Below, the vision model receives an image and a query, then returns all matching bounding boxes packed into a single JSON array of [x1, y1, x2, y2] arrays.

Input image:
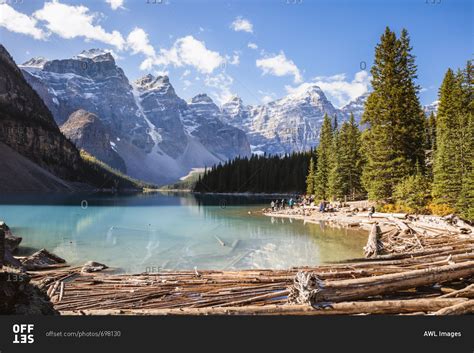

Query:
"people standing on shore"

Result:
[[289, 198, 294, 209], [281, 199, 286, 210], [270, 200, 275, 211], [319, 200, 325, 213], [368, 205, 375, 219]]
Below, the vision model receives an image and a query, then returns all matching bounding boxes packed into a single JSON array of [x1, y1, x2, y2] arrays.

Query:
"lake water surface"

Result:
[[0, 192, 367, 273]]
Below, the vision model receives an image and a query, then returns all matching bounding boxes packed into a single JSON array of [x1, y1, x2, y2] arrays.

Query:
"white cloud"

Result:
[[127, 27, 155, 57], [226, 52, 240, 66], [105, 0, 124, 10], [247, 42, 258, 50], [258, 90, 276, 104], [0, 4, 46, 40], [204, 72, 234, 105], [230, 16, 253, 33], [256, 51, 302, 83], [286, 70, 371, 107], [34, 0, 125, 50], [144, 35, 225, 74]]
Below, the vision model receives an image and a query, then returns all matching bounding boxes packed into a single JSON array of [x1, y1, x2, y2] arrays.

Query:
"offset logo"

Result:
[[12, 324, 34, 344]]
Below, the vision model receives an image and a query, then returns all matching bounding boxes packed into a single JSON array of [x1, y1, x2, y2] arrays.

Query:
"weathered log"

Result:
[[364, 223, 383, 258], [439, 284, 474, 299], [390, 218, 411, 234], [58, 298, 466, 316], [289, 261, 474, 305], [432, 300, 474, 315], [370, 213, 407, 220]]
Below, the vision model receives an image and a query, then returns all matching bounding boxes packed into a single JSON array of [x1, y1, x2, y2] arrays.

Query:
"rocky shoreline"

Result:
[[262, 202, 474, 235]]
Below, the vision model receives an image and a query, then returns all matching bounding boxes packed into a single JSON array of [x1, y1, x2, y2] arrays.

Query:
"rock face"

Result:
[[133, 74, 188, 159], [0, 272, 58, 315], [0, 45, 82, 184], [0, 142, 77, 192], [20, 248, 66, 271], [21, 50, 152, 152], [340, 92, 370, 124], [21, 50, 251, 185], [222, 85, 342, 155], [61, 110, 126, 172], [183, 94, 251, 159]]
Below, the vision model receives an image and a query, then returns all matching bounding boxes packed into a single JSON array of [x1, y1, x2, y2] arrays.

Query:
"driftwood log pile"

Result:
[[7, 213, 472, 315]]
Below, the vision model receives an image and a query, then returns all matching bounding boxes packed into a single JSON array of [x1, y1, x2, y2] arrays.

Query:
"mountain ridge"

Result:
[[18, 48, 438, 184], [20, 50, 251, 185]]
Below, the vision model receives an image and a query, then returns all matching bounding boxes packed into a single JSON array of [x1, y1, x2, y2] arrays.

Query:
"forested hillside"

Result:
[[194, 152, 313, 193]]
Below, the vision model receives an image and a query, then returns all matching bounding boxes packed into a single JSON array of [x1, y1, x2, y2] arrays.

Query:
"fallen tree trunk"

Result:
[[439, 284, 474, 299], [289, 261, 474, 305], [432, 300, 474, 315], [364, 223, 382, 258], [58, 298, 467, 316]]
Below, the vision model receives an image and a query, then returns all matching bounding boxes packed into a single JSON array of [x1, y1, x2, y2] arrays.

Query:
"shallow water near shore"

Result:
[[0, 192, 367, 273]]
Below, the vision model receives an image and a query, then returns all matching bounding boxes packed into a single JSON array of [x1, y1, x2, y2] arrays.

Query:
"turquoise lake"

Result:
[[0, 192, 367, 273]]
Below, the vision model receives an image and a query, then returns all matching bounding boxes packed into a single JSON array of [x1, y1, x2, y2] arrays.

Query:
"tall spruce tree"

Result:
[[432, 68, 465, 205], [345, 114, 365, 199], [328, 114, 365, 201], [306, 157, 316, 195], [361, 27, 425, 201], [328, 119, 342, 200], [314, 114, 333, 200], [426, 112, 437, 152], [456, 61, 474, 219]]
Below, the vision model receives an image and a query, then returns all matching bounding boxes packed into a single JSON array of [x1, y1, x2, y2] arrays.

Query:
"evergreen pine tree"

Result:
[[346, 114, 365, 199], [456, 60, 474, 219], [328, 118, 343, 200], [426, 112, 437, 152], [328, 114, 365, 201], [361, 27, 424, 201], [432, 69, 464, 205], [314, 114, 333, 200], [306, 157, 316, 195]]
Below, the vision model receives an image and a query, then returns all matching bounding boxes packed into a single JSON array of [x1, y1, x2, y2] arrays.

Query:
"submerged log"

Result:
[[289, 261, 474, 305]]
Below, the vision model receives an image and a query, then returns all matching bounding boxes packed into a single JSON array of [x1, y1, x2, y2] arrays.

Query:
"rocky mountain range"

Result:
[[60, 109, 126, 172], [0, 45, 145, 192], [222, 85, 361, 155], [18, 48, 438, 185], [21, 50, 251, 185]]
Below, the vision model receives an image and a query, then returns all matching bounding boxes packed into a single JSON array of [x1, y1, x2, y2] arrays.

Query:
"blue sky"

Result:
[[0, 0, 472, 107]]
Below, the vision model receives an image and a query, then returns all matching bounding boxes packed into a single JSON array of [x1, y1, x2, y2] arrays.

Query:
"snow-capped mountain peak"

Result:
[[74, 49, 115, 62], [134, 74, 174, 94], [191, 93, 214, 104], [20, 56, 48, 69], [286, 83, 325, 101]]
